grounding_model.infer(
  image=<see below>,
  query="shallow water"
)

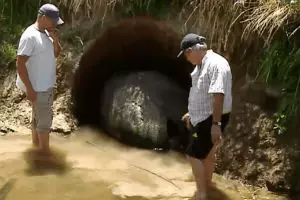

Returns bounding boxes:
[0,128,287,200]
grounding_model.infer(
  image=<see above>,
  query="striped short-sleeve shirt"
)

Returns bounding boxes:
[188,50,232,126]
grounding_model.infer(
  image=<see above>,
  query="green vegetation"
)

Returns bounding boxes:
[0,0,39,26]
[0,0,43,65]
[260,39,300,134]
[0,43,17,64]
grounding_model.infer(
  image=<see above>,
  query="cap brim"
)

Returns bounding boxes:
[177,50,184,58]
[56,17,64,25]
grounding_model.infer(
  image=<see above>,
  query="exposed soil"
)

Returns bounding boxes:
[0,50,79,135]
[216,81,300,196]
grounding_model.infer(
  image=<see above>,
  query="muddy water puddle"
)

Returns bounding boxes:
[0,128,287,200]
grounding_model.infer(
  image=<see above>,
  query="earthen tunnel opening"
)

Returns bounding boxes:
[71,17,192,150]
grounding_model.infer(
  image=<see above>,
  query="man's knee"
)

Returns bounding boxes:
[35,112,52,133]
[188,156,205,170]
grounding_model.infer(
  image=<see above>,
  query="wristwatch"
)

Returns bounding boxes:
[212,121,222,126]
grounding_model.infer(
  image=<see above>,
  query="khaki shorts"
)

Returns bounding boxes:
[31,88,54,133]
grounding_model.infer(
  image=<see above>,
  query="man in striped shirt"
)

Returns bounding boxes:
[178,33,232,200]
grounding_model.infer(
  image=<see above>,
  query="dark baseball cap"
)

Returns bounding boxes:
[38,3,64,25]
[177,33,206,57]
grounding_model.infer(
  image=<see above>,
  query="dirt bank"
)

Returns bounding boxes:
[0,128,287,200]
[216,84,300,196]
[0,50,78,135]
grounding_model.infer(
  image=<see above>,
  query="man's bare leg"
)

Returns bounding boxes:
[187,155,207,200]
[35,131,56,164]
[37,132,50,154]
[204,144,218,187]
[31,106,39,147]
[31,88,54,162]
[31,128,39,147]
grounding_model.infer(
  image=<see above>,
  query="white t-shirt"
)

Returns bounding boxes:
[188,50,232,126]
[16,24,56,92]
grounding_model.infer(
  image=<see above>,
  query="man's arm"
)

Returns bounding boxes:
[53,39,62,58]
[212,94,224,123]
[208,64,227,123]
[16,34,36,101]
[208,63,227,143]
[47,29,62,57]
[16,56,33,91]
[16,55,36,102]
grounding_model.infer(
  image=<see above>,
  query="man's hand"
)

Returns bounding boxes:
[27,88,37,103]
[182,113,192,129]
[211,124,222,144]
[47,28,58,41]
[46,28,62,57]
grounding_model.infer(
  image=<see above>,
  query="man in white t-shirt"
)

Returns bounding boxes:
[178,34,232,200]
[16,3,64,157]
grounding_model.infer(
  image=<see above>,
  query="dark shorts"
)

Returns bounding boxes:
[185,113,230,160]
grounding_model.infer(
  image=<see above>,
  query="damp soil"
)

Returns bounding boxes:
[0,128,287,200]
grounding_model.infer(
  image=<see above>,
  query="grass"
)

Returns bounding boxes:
[0,43,17,64]
[179,0,300,50]
[56,0,167,22]
[179,0,242,52]
[259,39,300,133]
[241,1,300,46]
[58,0,117,21]
[0,0,43,66]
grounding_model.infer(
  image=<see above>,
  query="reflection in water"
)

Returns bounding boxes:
[0,127,288,200]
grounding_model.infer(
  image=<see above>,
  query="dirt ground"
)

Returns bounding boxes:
[0,127,287,200]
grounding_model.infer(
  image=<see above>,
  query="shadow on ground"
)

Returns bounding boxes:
[22,146,71,176]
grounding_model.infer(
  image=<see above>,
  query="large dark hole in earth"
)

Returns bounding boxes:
[71,17,192,151]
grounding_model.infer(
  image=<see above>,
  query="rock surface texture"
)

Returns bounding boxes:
[101,71,189,148]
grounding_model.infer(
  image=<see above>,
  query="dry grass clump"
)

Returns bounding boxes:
[241,0,300,46]
[56,0,300,46]
[181,0,300,51]
[58,0,300,51]
[177,0,300,87]
[58,0,119,25]
[179,0,244,54]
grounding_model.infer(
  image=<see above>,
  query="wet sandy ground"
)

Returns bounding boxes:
[0,127,287,200]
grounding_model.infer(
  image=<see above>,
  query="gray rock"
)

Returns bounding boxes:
[101,71,189,148]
